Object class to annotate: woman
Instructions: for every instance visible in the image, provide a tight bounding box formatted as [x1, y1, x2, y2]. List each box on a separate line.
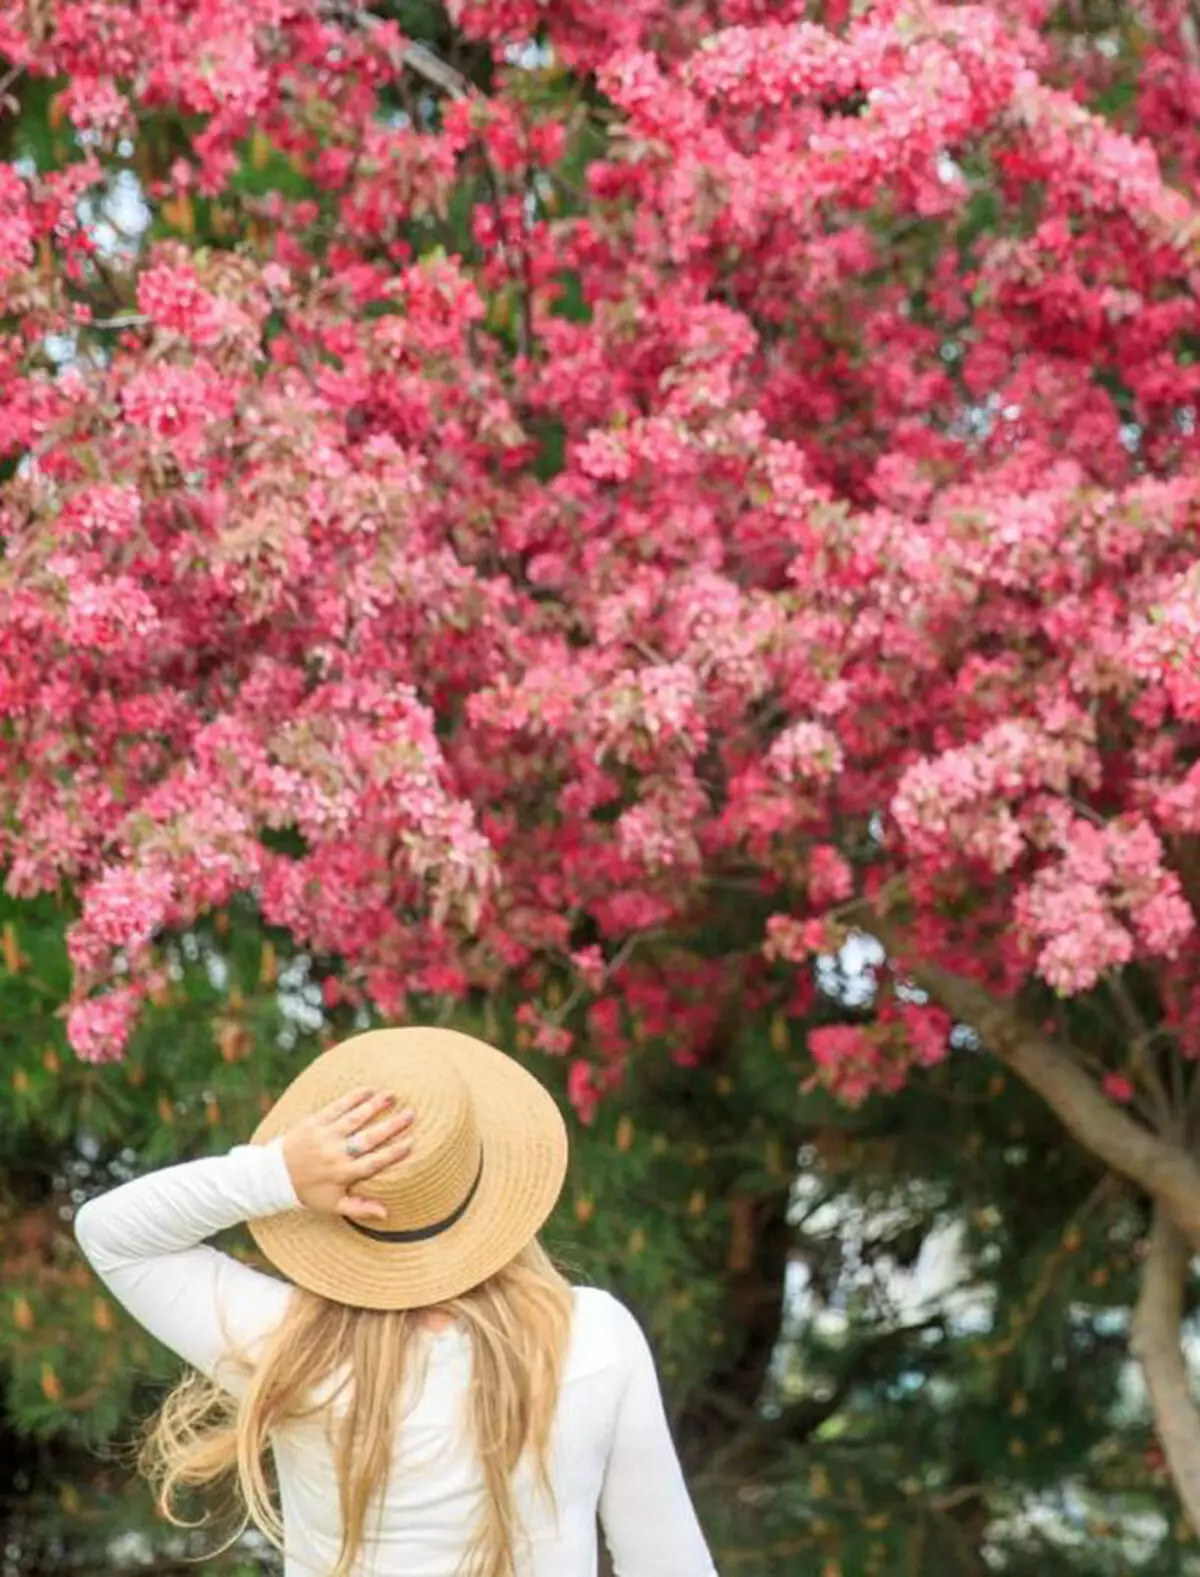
[74, 1025, 719, 1577]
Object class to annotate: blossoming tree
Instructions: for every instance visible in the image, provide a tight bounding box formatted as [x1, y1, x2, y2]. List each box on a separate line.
[5, 0, 1200, 1529]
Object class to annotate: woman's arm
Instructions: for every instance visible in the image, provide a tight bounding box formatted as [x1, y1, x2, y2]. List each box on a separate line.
[74, 1088, 415, 1391]
[74, 1141, 299, 1392]
[599, 1300, 720, 1577]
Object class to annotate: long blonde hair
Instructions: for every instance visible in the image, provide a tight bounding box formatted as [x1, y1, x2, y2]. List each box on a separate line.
[139, 1240, 574, 1577]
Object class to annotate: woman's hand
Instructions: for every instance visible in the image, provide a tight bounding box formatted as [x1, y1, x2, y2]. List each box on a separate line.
[281, 1088, 414, 1222]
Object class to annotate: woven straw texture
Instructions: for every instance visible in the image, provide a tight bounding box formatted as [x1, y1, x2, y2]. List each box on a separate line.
[247, 1027, 568, 1311]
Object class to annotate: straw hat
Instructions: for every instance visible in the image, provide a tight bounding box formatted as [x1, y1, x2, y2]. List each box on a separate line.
[248, 1026, 569, 1311]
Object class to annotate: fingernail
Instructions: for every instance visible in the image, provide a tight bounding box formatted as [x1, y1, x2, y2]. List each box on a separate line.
[398, 1107, 414, 1123]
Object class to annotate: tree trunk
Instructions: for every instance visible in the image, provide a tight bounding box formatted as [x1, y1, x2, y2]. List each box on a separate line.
[868, 915, 1200, 1251]
[865, 917, 1200, 1533]
[1131, 1206, 1200, 1535]
[677, 1181, 793, 1471]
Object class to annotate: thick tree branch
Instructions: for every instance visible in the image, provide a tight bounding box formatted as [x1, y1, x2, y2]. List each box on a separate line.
[868, 913, 1200, 1250]
[1131, 1206, 1200, 1535]
[696, 1314, 947, 1479]
[765, 1314, 946, 1447]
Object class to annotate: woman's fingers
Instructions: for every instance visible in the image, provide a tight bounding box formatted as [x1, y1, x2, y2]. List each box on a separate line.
[336, 1192, 388, 1223]
[318, 1087, 377, 1126]
[349, 1128, 414, 1180]
[347, 1108, 414, 1159]
[327, 1090, 394, 1135]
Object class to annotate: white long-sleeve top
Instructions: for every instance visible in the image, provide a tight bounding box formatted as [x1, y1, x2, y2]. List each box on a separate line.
[73, 1141, 719, 1577]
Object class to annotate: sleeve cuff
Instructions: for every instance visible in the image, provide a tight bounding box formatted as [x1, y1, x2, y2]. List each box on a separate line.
[234, 1137, 302, 1216]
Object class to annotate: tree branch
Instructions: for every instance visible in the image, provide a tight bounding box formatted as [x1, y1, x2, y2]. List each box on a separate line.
[767, 1314, 946, 1446]
[317, 3, 470, 98]
[696, 1314, 946, 1477]
[0, 59, 23, 108]
[1106, 973, 1176, 1132]
[977, 1175, 1118, 1361]
[868, 913, 1200, 1250]
[399, 38, 468, 100]
[1130, 1205, 1200, 1535]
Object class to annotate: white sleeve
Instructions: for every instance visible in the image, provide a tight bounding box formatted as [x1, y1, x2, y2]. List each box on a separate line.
[73, 1140, 300, 1393]
[599, 1301, 720, 1577]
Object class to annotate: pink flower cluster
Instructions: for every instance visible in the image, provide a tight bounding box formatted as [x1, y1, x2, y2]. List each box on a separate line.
[66, 987, 145, 1065]
[65, 577, 161, 652]
[1127, 569, 1200, 722]
[1015, 818, 1194, 994]
[767, 722, 844, 784]
[0, 165, 35, 284]
[807, 1001, 951, 1106]
[2, 0, 1200, 1096]
[893, 718, 1098, 874]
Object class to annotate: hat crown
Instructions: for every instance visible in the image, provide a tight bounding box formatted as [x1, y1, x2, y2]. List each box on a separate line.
[317, 1032, 483, 1235]
[249, 1024, 569, 1310]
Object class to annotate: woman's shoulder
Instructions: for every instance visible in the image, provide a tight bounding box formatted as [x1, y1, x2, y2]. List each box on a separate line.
[565, 1285, 652, 1377]
[569, 1283, 631, 1324]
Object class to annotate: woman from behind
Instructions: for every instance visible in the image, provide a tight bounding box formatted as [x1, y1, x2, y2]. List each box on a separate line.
[74, 1026, 719, 1577]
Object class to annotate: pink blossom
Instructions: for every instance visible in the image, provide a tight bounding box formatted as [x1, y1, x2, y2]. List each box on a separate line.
[767, 722, 844, 784]
[71, 865, 175, 958]
[67, 988, 144, 1064]
[58, 75, 131, 136]
[895, 1003, 951, 1068]
[0, 165, 35, 283]
[1130, 885, 1194, 957]
[807, 1024, 904, 1107]
[1102, 1072, 1136, 1104]
[807, 844, 853, 905]
[570, 945, 607, 991]
[59, 484, 142, 542]
[764, 914, 824, 963]
[567, 1059, 602, 1125]
[66, 577, 161, 651]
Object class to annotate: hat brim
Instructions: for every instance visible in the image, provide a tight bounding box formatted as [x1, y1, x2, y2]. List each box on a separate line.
[246, 1029, 568, 1311]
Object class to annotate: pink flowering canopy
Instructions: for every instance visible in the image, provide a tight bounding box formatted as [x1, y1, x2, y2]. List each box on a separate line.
[5, 0, 1200, 1213]
[9, 0, 1200, 1512]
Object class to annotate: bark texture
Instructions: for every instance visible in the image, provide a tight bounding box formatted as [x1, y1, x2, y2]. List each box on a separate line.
[1131, 1207, 1200, 1536]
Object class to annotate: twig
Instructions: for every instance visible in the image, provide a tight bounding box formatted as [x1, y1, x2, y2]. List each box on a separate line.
[1067, 795, 1107, 829]
[88, 313, 151, 330]
[906, 1514, 927, 1577]
[1184, 1060, 1200, 1141]
[473, 142, 535, 359]
[1180, 4, 1200, 70]
[317, 4, 469, 99]
[550, 929, 662, 1025]
[931, 1484, 987, 1511]
[0, 59, 23, 107]
[976, 1174, 1119, 1361]
[1107, 974, 1176, 1134]
[319, 5, 536, 356]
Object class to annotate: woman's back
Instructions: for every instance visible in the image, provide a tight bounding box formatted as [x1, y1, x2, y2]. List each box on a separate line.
[270, 1288, 702, 1576]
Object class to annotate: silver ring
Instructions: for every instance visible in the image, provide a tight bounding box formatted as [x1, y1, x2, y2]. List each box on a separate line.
[345, 1136, 362, 1158]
